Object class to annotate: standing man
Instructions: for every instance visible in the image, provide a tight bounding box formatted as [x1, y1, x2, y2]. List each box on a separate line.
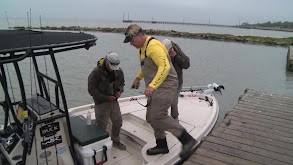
[88, 52, 126, 150]
[123, 24, 196, 159]
[162, 39, 190, 121]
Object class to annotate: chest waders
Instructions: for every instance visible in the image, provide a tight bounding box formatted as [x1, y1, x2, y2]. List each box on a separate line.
[140, 38, 197, 159]
[139, 37, 183, 140]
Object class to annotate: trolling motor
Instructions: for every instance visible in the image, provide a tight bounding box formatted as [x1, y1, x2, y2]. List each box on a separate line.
[182, 83, 225, 95]
[207, 83, 225, 95]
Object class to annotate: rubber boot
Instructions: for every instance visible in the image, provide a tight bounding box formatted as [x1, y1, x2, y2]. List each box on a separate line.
[113, 141, 126, 150]
[178, 130, 197, 160]
[146, 138, 169, 155]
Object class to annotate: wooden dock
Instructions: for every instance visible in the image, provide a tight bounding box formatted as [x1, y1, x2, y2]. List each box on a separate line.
[184, 88, 293, 165]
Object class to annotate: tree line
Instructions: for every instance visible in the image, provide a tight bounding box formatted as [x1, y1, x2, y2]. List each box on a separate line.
[241, 21, 293, 29]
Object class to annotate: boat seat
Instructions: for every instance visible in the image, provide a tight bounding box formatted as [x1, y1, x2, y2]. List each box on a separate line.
[70, 116, 109, 146]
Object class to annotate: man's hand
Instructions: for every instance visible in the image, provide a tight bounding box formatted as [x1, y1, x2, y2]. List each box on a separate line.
[144, 86, 154, 97]
[115, 92, 121, 98]
[108, 96, 117, 102]
[131, 77, 140, 89]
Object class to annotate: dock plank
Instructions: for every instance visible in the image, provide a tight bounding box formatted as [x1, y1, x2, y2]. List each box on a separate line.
[187, 153, 230, 165]
[238, 98, 293, 112]
[214, 126, 293, 150]
[223, 113, 293, 137]
[184, 89, 293, 165]
[235, 102, 293, 117]
[224, 114, 293, 134]
[240, 93, 293, 108]
[227, 111, 293, 129]
[202, 139, 292, 164]
[229, 109, 292, 125]
[218, 120, 293, 143]
[190, 147, 261, 165]
[210, 130, 293, 157]
[234, 105, 293, 121]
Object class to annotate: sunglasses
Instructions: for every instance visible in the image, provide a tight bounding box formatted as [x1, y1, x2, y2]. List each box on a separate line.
[108, 60, 120, 66]
[124, 29, 142, 43]
[124, 34, 133, 42]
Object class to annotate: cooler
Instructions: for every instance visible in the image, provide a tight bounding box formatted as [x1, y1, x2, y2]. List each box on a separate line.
[70, 116, 112, 165]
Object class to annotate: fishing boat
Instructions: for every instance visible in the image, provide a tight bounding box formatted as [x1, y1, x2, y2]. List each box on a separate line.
[69, 85, 223, 165]
[0, 29, 223, 165]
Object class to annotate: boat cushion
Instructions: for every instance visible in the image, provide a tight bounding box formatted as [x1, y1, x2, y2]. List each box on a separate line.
[70, 116, 109, 146]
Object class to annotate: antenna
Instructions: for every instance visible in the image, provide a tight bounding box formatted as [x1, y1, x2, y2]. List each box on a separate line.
[27, 12, 30, 29]
[30, 8, 32, 30]
[39, 15, 42, 31]
[5, 11, 10, 29]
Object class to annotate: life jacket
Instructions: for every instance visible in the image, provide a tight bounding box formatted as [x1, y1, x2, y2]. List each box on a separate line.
[172, 42, 181, 53]
[97, 58, 105, 67]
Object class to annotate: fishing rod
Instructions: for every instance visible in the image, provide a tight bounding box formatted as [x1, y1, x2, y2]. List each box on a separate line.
[5, 11, 10, 29]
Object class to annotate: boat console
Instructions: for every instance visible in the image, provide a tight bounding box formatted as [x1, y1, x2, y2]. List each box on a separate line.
[0, 30, 97, 165]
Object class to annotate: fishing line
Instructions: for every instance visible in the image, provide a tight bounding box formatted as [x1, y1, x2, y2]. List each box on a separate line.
[5, 11, 10, 29]
[31, 53, 42, 165]
[27, 11, 42, 163]
[48, 50, 61, 165]
[37, 15, 50, 165]
[4, 62, 15, 123]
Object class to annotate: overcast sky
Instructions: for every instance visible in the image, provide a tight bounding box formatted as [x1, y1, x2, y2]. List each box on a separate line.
[1, 0, 293, 25]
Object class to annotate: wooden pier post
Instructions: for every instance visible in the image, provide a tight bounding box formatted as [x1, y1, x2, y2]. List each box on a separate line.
[287, 46, 293, 71]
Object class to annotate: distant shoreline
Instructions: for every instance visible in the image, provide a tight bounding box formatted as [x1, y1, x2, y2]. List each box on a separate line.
[26, 26, 293, 47]
[122, 20, 293, 33]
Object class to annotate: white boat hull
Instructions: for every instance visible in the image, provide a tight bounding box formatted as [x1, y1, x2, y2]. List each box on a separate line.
[69, 90, 219, 165]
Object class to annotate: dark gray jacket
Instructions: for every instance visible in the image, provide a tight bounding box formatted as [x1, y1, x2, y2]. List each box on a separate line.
[88, 59, 124, 105]
[171, 42, 190, 86]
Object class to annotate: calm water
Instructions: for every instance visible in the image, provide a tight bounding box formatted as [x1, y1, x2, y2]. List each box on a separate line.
[1, 19, 293, 126]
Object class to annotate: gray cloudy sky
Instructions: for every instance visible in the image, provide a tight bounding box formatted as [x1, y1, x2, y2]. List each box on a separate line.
[1, 0, 292, 25]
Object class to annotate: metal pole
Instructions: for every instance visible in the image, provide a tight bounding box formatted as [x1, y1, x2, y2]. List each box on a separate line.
[49, 48, 77, 164]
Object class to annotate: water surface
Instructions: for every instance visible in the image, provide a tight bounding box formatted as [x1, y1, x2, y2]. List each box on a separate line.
[1, 20, 293, 127]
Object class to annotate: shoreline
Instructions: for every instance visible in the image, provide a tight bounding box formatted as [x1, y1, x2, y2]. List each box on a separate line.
[27, 26, 293, 47]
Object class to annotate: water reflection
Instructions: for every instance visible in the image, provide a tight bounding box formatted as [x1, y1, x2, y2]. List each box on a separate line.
[286, 71, 293, 80]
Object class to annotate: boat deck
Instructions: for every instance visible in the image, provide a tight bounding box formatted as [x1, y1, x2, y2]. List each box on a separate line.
[69, 91, 219, 165]
[184, 89, 293, 165]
